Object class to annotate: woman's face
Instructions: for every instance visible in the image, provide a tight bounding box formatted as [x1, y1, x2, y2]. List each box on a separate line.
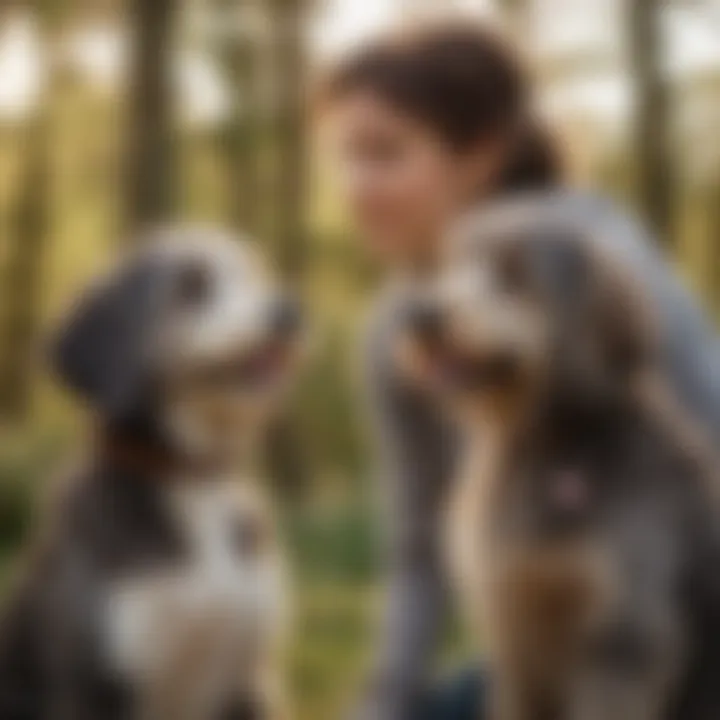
[327, 91, 494, 267]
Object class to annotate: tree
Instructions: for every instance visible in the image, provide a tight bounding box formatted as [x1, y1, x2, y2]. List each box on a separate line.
[269, 0, 306, 280]
[628, 0, 675, 246]
[125, 0, 178, 235]
[212, 0, 263, 235]
[0, 4, 60, 420]
[263, 0, 309, 496]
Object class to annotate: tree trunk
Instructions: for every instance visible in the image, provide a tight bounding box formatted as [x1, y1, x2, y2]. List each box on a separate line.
[125, 0, 178, 236]
[0, 8, 56, 421]
[269, 0, 306, 280]
[710, 177, 720, 318]
[224, 41, 260, 234]
[0, 124, 52, 421]
[628, 0, 674, 247]
[215, 0, 262, 235]
[264, 0, 308, 497]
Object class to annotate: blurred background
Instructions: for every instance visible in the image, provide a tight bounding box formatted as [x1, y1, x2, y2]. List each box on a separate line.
[0, 0, 719, 718]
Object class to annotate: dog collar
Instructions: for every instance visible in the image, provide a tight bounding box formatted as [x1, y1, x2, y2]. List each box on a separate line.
[95, 426, 223, 480]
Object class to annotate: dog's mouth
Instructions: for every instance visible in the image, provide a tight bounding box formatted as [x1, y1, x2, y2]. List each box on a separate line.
[399, 300, 525, 392]
[440, 349, 521, 390]
[232, 339, 297, 387]
[403, 334, 522, 392]
[182, 338, 298, 392]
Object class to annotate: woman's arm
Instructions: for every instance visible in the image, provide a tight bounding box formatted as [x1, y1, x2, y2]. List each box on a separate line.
[355, 296, 458, 720]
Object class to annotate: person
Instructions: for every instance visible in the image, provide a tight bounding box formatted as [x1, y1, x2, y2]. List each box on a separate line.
[318, 20, 720, 720]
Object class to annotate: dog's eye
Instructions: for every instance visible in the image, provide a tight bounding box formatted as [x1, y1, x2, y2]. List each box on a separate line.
[175, 261, 212, 306]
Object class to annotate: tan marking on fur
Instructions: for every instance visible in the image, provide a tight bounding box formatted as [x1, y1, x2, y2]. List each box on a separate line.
[447, 420, 615, 697]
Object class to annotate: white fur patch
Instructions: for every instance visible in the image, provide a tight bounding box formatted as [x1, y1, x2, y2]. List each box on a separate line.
[167, 232, 276, 363]
[180, 261, 273, 360]
[103, 478, 285, 718]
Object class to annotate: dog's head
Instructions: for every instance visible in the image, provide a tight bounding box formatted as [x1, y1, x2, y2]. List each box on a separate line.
[398, 204, 656, 422]
[51, 226, 303, 464]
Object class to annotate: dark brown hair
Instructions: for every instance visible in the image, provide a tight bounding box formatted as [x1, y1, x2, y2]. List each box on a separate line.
[320, 21, 562, 193]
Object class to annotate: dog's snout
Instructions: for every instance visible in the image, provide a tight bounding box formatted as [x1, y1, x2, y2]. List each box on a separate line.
[407, 301, 444, 344]
[269, 297, 303, 339]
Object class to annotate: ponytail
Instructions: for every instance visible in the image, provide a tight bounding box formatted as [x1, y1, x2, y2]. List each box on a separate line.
[497, 117, 563, 192]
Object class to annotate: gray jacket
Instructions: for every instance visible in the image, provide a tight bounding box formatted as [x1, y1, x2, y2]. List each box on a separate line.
[359, 191, 720, 720]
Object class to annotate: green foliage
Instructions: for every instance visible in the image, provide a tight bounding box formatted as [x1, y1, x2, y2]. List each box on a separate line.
[0, 467, 34, 561]
[285, 493, 379, 584]
[282, 492, 380, 719]
[291, 327, 369, 486]
[0, 430, 69, 562]
[290, 583, 375, 720]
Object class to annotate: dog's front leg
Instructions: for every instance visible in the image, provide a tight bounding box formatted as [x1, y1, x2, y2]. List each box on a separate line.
[567, 626, 681, 720]
[0, 593, 45, 720]
[489, 667, 560, 720]
[222, 648, 287, 720]
[218, 696, 270, 720]
[569, 669, 668, 720]
[490, 685, 539, 720]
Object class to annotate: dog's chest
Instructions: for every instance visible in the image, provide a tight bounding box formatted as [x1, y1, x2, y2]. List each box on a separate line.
[103, 480, 283, 708]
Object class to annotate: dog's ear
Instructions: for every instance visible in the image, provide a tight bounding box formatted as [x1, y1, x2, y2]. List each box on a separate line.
[525, 232, 654, 386]
[595, 266, 655, 379]
[50, 260, 162, 418]
[523, 231, 590, 305]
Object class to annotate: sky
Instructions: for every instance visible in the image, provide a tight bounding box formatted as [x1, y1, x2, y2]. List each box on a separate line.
[311, 0, 493, 56]
[0, 0, 719, 128]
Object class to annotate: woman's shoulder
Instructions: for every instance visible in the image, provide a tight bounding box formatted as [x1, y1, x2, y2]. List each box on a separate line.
[485, 187, 637, 229]
[474, 188, 662, 272]
[500, 188, 650, 244]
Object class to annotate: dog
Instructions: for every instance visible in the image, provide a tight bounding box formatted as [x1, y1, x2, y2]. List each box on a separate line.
[0, 227, 302, 720]
[398, 203, 720, 720]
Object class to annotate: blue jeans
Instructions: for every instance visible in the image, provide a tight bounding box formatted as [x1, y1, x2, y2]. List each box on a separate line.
[421, 668, 487, 720]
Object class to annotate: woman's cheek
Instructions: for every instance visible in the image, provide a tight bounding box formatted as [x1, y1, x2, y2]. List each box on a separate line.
[396, 167, 458, 242]
[344, 171, 412, 249]
[339, 148, 463, 260]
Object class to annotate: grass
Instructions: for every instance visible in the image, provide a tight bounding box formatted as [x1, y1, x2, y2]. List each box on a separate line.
[290, 582, 376, 720]
[282, 495, 380, 719]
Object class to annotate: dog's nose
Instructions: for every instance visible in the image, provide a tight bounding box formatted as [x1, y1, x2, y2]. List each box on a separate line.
[269, 296, 303, 339]
[406, 301, 444, 344]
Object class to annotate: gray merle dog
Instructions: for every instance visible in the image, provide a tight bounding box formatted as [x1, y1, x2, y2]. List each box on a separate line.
[0, 227, 302, 720]
[399, 202, 720, 720]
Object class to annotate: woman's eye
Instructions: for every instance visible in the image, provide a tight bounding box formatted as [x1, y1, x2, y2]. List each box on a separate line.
[347, 134, 405, 165]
